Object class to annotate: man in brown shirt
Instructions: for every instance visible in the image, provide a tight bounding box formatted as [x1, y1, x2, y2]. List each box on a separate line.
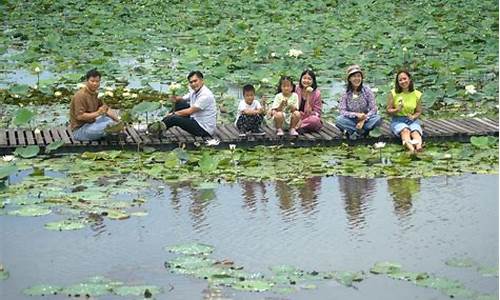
[70, 69, 119, 141]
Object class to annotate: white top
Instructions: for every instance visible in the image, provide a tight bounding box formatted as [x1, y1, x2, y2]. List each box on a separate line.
[271, 92, 299, 111]
[234, 99, 262, 124]
[182, 85, 217, 135]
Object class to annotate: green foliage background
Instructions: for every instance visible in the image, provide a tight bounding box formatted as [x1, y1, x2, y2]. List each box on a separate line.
[0, 0, 498, 114]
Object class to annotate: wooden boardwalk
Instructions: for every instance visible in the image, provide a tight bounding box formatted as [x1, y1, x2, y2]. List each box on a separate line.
[0, 117, 498, 154]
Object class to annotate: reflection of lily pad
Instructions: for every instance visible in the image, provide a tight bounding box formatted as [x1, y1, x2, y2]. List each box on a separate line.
[9, 206, 52, 217]
[23, 284, 63, 296]
[166, 242, 214, 255]
[370, 261, 402, 274]
[44, 219, 87, 231]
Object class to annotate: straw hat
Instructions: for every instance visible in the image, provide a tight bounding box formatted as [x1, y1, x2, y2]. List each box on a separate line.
[346, 64, 363, 79]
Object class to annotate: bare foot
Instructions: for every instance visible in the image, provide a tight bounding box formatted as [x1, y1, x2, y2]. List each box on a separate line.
[356, 119, 366, 130]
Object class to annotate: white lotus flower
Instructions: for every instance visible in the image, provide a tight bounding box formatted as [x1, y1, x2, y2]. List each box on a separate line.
[105, 87, 113, 92]
[122, 92, 131, 97]
[34, 67, 41, 73]
[403, 47, 408, 52]
[372, 45, 377, 49]
[130, 93, 138, 98]
[443, 154, 452, 159]
[306, 86, 314, 93]
[34, 128, 41, 135]
[271, 52, 276, 57]
[205, 139, 220, 146]
[229, 144, 236, 150]
[465, 84, 476, 95]
[98, 92, 104, 98]
[261, 78, 270, 84]
[2, 155, 15, 162]
[33, 85, 38, 90]
[373, 142, 386, 149]
[169, 82, 181, 92]
[371, 87, 379, 93]
[54, 91, 62, 97]
[287, 48, 303, 58]
[105, 91, 114, 97]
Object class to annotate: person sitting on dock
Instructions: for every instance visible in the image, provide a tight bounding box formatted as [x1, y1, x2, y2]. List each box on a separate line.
[295, 69, 323, 134]
[335, 65, 382, 140]
[70, 69, 121, 141]
[161, 71, 216, 137]
[386, 70, 423, 153]
[235, 84, 266, 136]
[270, 76, 301, 136]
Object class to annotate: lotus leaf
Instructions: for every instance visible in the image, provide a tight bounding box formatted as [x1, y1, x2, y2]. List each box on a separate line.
[106, 210, 130, 220]
[477, 266, 499, 277]
[13, 108, 34, 126]
[14, 145, 40, 158]
[387, 271, 429, 282]
[8, 206, 51, 217]
[166, 242, 214, 255]
[333, 271, 365, 287]
[165, 255, 216, 270]
[132, 102, 160, 115]
[0, 264, 8, 281]
[104, 121, 125, 134]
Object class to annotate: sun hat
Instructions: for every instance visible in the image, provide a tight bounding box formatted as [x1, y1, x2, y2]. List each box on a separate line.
[346, 64, 363, 79]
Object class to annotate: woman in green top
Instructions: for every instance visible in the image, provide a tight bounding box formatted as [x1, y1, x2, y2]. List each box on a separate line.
[387, 70, 423, 153]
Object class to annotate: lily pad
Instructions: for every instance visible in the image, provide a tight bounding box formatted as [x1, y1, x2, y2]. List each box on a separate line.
[132, 101, 160, 115]
[477, 265, 499, 277]
[113, 285, 162, 297]
[14, 145, 40, 158]
[44, 219, 87, 231]
[233, 279, 274, 292]
[23, 284, 63, 296]
[8, 205, 52, 217]
[0, 264, 9, 281]
[166, 242, 215, 255]
[165, 255, 216, 270]
[45, 140, 65, 154]
[445, 257, 476, 268]
[370, 261, 402, 274]
[62, 283, 113, 297]
[0, 164, 17, 179]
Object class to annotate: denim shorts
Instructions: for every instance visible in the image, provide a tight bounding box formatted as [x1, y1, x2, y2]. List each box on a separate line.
[391, 116, 423, 136]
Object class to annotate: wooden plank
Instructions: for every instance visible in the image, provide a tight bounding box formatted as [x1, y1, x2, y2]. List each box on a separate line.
[8, 128, 17, 146]
[322, 122, 343, 138]
[125, 127, 142, 144]
[16, 129, 26, 145]
[166, 127, 185, 144]
[56, 127, 72, 144]
[215, 125, 235, 143]
[0, 129, 8, 146]
[261, 124, 278, 141]
[42, 128, 53, 144]
[378, 121, 393, 136]
[430, 119, 465, 135]
[221, 124, 239, 141]
[483, 117, 499, 127]
[316, 127, 333, 141]
[25, 129, 35, 145]
[425, 120, 450, 136]
[176, 127, 196, 143]
[474, 117, 498, 129]
[66, 127, 81, 145]
[50, 128, 63, 143]
[446, 119, 483, 135]
[434, 119, 472, 134]
[457, 119, 491, 134]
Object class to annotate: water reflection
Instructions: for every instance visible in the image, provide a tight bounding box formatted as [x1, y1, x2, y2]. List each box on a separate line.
[338, 176, 376, 229]
[240, 180, 267, 212]
[387, 178, 421, 219]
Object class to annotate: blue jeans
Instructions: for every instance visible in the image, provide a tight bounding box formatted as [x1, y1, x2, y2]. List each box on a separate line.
[335, 114, 382, 135]
[390, 116, 422, 136]
[73, 116, 116, 141]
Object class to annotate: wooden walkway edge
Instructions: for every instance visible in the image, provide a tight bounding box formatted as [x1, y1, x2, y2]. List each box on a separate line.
[0, 117, 498, 155]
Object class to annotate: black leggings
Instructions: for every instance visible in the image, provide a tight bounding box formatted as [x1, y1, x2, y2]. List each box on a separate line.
[162, 100, 210, 137]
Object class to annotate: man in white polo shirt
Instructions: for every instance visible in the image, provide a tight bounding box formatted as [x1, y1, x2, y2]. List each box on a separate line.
[162, 71, 217, 137]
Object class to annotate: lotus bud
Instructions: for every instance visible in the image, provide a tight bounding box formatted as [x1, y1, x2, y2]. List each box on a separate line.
[373, 142, 386, 149]
[54, 91, 62, 97]
[34, 67, 41, 73]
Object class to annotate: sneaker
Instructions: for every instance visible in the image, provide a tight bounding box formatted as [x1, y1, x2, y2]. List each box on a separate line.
[276, 128, 284, 136]
[238, 131, 247, 137]
[251, 128, 266, 136]
[348, 132, 360, 140]
[289, 128, 299, 136]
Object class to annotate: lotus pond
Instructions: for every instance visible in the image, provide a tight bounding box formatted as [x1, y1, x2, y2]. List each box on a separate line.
[0, 139, 498, 299]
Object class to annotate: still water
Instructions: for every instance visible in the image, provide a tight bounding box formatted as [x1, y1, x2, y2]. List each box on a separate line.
[0, 174, 498, 299]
